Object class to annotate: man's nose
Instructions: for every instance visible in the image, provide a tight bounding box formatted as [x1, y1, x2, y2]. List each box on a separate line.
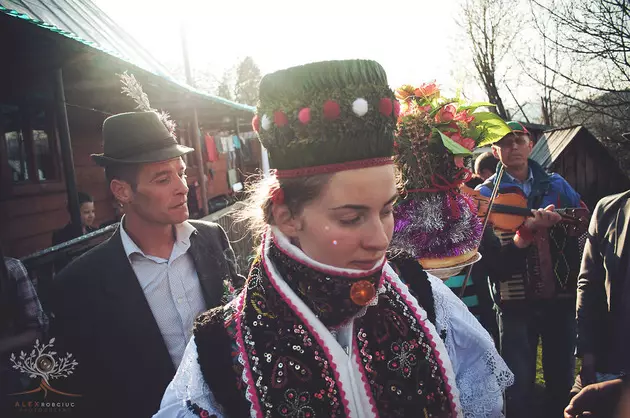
[176, 175, 189, 194]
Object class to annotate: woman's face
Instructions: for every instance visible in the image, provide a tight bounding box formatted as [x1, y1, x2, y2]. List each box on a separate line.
[279, 164, 397, 270]
[80, 202, 96, 228]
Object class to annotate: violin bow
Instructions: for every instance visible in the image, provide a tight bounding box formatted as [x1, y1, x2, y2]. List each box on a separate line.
[459, 163, 506, 299]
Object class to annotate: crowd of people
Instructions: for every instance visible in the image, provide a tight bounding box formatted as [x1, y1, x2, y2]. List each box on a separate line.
[1, 59, 629, 418]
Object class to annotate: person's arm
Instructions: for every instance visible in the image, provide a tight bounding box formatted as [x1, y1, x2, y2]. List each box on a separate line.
[1, 259, 47, 356]
[512, 205, 563, 249]
[153, 336, 226, 418]
[575, 201, 609, 383]
[428, 274, 513, 417]
[564, 377, 628, 418]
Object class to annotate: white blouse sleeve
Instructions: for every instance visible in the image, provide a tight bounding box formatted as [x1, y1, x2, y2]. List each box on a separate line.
[153, 336, 225, 418]
[428, 274, 514, 418]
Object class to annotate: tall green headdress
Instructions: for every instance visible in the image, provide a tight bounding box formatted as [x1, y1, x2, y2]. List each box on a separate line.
[251, 60, 399, 178]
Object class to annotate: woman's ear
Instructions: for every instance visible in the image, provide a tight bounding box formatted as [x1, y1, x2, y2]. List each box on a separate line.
[271, 203, 302, 238]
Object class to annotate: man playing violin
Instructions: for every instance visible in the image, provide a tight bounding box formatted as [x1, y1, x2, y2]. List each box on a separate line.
[475, 121, 585, 418]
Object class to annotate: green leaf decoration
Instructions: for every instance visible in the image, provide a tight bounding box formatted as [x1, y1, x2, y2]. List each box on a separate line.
[435, 128, 472, 156]
[473, 112, 513, 146]
[459, 102, 496, 113]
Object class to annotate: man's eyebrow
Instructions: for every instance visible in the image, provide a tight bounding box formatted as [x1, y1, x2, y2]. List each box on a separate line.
[329, 193, 398, 211]
[150, 170, 171, 180]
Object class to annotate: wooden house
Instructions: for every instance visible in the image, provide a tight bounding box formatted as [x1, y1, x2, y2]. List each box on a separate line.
[0, 1, 258, 258]
[531, 125, 630, 209]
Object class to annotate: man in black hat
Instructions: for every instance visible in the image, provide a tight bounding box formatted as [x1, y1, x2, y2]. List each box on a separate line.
[51, 111, 243, 418]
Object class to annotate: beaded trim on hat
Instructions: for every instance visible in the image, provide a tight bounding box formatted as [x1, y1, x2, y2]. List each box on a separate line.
[274, 157, 393, 179]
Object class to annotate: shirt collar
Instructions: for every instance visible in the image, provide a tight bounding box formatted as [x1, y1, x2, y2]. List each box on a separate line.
[504, 167, 534, 185]
[119, 216, 196, 261]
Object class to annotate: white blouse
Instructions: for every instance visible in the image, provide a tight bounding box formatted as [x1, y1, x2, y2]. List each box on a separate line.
[154, 233, 513, 418]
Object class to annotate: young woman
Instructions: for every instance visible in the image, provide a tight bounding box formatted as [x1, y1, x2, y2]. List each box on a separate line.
[154, 60, 512, 418]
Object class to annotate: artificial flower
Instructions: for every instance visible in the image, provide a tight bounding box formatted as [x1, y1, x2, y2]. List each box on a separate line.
[435, 104, 457, 123]
[414, 81, 440, 99]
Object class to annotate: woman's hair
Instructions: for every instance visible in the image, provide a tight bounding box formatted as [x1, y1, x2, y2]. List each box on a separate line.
[237, 172, 332, 239]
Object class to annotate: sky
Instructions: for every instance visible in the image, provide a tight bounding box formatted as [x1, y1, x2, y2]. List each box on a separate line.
[92, 0, 539, 115]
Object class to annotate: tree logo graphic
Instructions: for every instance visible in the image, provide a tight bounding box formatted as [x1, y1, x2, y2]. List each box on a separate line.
[9, 338, 81, 398]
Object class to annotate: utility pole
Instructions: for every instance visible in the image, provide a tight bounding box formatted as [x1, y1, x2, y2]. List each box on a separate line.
[181, 25, 209, 216]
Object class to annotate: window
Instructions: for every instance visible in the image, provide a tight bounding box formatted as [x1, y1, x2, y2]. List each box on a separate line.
[1, 103, 59, 184]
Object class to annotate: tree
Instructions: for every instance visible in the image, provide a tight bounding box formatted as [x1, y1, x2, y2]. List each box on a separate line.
[165, 63, 220, 95]
[460, 0, 520, 120]
[528, 0, 630, 135]
[214, 57, 262, 106]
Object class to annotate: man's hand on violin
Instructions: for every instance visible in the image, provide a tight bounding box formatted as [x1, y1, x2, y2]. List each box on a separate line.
[525, 204, 563, 230]
[514, 205, 562, 248]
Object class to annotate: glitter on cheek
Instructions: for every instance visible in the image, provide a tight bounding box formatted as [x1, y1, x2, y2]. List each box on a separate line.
[332, 240, 338, 246]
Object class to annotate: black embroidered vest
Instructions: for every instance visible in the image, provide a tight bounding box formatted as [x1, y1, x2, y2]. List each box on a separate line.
[193, 237, 454, 418]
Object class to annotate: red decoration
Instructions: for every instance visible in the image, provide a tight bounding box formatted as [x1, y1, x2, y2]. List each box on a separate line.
[252, 115, 260, 132]
[393, 101, 401, 117]
[379, 98, 393, 116]
[323, 100, 341, 120]
[298, 108, 311, 124]
[274, 111, 288, 127]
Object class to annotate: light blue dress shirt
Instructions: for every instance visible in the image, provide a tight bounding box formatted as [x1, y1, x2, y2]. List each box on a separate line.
[503, 168, 534, 197]
[120, 220, 206, 368]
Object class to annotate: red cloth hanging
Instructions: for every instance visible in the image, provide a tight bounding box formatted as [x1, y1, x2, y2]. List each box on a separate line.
[204, 134, 219, 162]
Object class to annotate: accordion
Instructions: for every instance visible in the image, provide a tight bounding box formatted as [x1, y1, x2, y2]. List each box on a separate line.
[495, 207, 589, 303]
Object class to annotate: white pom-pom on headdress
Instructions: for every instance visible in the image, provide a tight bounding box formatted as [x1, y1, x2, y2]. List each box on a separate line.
[261, 114, 272, 131]
[352, 98, 369, 117]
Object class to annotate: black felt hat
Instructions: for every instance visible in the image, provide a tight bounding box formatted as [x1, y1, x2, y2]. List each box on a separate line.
[252, 60, 398, 177]
[91, 111, 193, 166]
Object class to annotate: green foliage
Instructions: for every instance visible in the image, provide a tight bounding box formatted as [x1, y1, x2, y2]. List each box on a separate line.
[473, 112, 512, 146]
[436, 129, 472, 156]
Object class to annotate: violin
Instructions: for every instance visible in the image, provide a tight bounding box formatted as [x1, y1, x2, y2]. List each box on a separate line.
[460, 185, 589, 232]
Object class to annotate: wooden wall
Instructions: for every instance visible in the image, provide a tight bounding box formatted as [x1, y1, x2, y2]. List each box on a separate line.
[1, 112, 262, 258]
[0, 108, 114, 258]
[551, 133, 630, 210]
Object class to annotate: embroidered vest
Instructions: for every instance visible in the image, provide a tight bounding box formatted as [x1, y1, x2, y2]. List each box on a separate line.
[194, 235, 456, 418]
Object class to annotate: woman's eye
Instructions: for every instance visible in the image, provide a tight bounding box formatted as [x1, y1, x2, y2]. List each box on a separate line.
[381, 208, 394, 217]
[157, 177, 169, 184]
[340, 216, 362, 226]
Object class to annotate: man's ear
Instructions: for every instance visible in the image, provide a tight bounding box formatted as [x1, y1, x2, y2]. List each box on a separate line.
[271, 203, 302, 238]
[110, 180, 133, 205]
[492, 145, 500, 159]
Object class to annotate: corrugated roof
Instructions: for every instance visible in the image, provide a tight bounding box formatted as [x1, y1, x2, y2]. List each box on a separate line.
[531, 125, 584, 168]
[0, 1, 254, 114]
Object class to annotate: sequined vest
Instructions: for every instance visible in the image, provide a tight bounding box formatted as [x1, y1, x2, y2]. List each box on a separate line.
[192, 236, 457, 418]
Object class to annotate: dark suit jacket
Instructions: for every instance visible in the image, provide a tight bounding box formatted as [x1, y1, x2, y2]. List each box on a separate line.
[576, 190, 630, 373]
[52, 223, 97, 273]
[50, 220, 243, 418]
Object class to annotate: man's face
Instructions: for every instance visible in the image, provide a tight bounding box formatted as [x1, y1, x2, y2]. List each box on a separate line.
[492, 133, 533, 169]
[126, 157, 189, 225]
